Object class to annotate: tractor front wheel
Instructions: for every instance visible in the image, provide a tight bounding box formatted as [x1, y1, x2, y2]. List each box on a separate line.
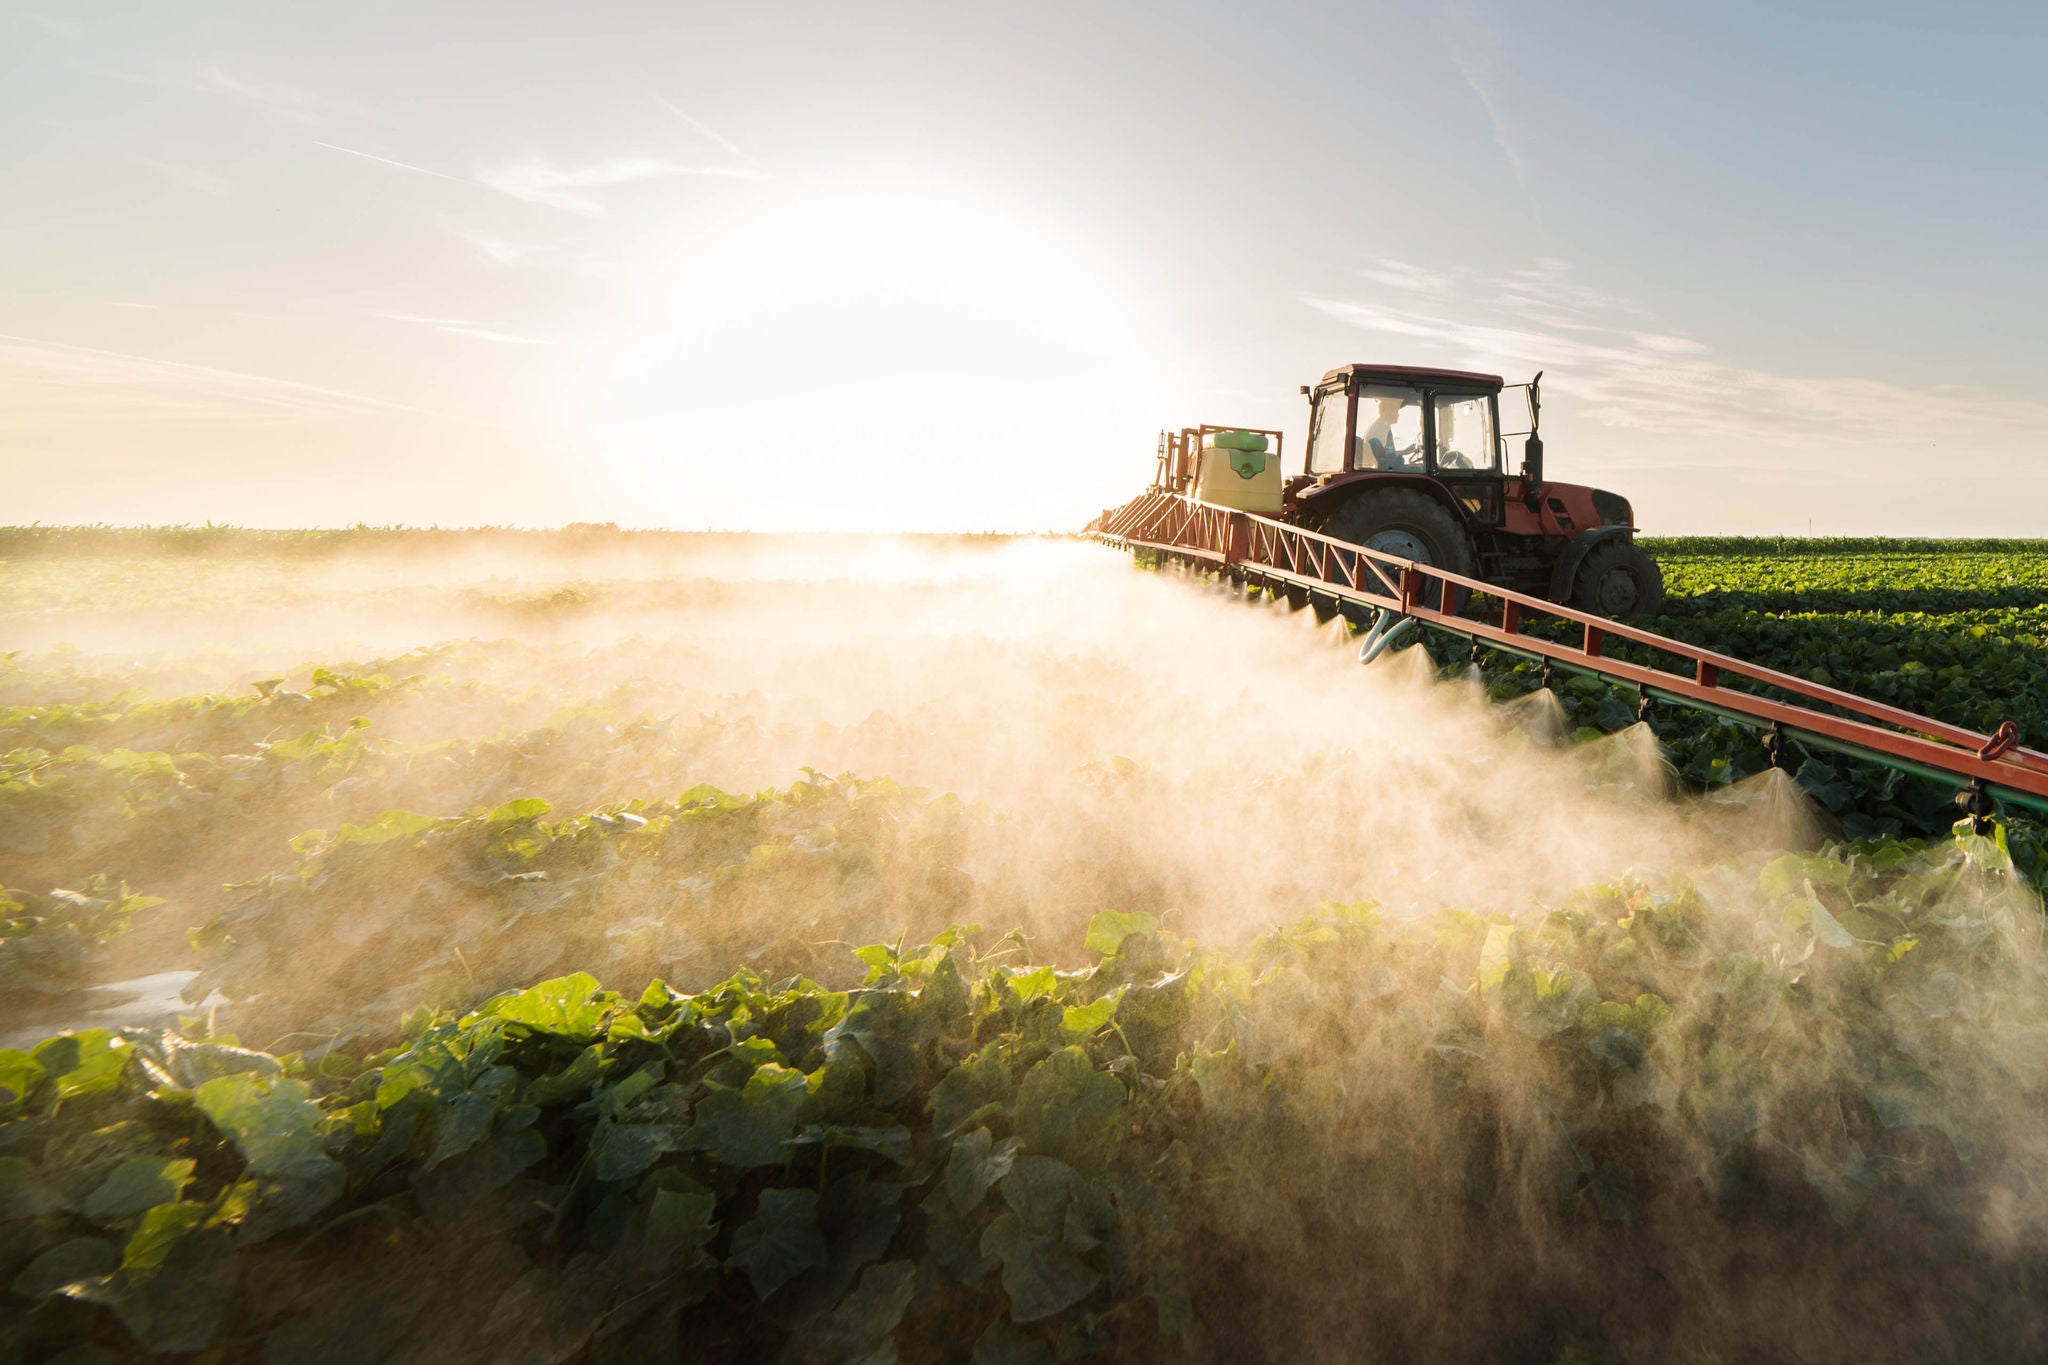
[1573, 539, 1666, 621]
[1319, 489, 1476, 616]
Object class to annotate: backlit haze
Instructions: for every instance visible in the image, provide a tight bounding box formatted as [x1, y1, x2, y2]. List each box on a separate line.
[4, 1, 2045, 534]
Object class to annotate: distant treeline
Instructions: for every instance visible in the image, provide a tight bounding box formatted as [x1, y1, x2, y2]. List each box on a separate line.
[0, 525, 1040, 558]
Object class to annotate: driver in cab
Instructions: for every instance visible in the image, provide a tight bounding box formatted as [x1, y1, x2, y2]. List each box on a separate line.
[1358, 395, 1418, 470]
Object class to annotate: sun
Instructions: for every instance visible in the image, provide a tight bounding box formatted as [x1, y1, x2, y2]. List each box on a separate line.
[575, 173, 1176, 531]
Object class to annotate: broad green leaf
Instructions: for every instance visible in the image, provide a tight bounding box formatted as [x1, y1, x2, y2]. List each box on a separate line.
[338, 809, 440, 845]
[1059, 986, 1126, 1038]
[788, 1123, 913, 1165]
[1013, 1048, 1122, 1165]
[998, 1155, 1092, 1238]
[1003, 967, 1057, 1005]
[0, 1049, 44, 1108]
[593, 1122, 686, 1182]
[687, 1063, 808, 1168]
[802, 1259, 917, 1360]
[422, 1087, 506, 1172]
[120, 1201, 208, 1273]
[523, 1042, 604, 1107]
[946, 1127, 1021, 1213]
[10, 1237, 114, 1298]
[0, 1156, 71, 1218]
[33, 1030, 129, 1104]
[980, 1211, 1100, 1323]
[84, 1156, 196, 1221]
[828, 988, 937, 1106]
[729, 1187, 828, 1300]
[922, 951, 972, 1022]
[771, 1169, 909, 1323]
[1808, 897, 1856, 950]
[411, 1128, 547, 1220]
[1084, 910, 1157, 958]
[929, 1048, 1010, 1136]
[639, 1187, 717, 1277]
[486, 796, 553, 823]
[193, 1072, 343, 1224]
[487, 973, 610, 1038]
[88, 1203, 238, 1352]
[131, 1038, 281, 1094]
[1477, 922, 1515, 993]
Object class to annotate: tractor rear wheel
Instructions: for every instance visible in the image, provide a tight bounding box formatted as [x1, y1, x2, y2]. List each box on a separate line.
[1319, 489, 1476, 616]
[1573, 539, 1666, 620]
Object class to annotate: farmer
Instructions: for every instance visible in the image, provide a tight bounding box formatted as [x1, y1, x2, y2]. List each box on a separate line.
[1360, 394, 1416, 469]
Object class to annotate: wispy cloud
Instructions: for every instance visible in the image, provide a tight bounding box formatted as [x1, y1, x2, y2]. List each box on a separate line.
[376, 312, 546, 345]
[1434, 3, 1539, 226]
[316, 140, 470, 183]
[475, 156, 764, 214]
[0, 334, 432, 426]
[200, 66, 377, 124]
[1306, 260, 2045, 448]
[651, 94, 758, 166]
[439, 220, 556, 268]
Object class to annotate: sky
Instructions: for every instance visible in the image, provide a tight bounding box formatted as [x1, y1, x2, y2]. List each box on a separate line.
[3, 0, 2045, 534]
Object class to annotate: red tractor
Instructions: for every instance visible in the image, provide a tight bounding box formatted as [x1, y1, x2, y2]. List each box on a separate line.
[1157, 364, 1665, 621]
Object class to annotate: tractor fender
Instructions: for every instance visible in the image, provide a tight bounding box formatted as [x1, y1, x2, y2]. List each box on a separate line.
[1293, 473, 1472, 530]
[1547, 526, 1636, 603]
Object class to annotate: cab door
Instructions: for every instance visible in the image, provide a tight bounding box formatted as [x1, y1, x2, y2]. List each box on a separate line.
[1425, 390, 1506, 528]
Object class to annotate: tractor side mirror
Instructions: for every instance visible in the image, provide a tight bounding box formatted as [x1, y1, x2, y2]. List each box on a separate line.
[1522, 433, 1544, 485]
[1299, 385, 1311, 396]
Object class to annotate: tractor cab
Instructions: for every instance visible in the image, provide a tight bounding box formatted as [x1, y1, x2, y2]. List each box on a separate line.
[1131, 362, 1664, 619]
[1285, 364, 1662, 616]
[1293, 365, 1527, 524]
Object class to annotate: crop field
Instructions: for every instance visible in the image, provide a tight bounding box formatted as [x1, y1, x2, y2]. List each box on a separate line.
[5, 528, 2048, 1364]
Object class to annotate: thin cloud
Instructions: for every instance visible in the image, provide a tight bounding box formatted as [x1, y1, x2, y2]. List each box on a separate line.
[1356, 260, 1458, 299]
[650, 94, 759, 166]
[316, 140, 470, 183]
[475, 156, 764, 214]
[439, 220, 554, 268]
[1434, 3, 1539, 227]
[1305, 262, 2047, 445]
[0, 334, 433, 426]
[377, 312, 546, 345]
[200, 66, 377, 124]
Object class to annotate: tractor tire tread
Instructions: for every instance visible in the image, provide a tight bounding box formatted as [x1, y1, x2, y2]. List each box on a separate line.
[1573, 539, 1666, 620]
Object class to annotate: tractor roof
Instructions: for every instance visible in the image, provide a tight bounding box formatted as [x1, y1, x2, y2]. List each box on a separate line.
[1320, 364, 1504, 391]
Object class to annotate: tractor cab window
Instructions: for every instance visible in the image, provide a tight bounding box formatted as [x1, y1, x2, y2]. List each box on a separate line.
[1306, 386, 1350, 474]
[1352, 384, 1424, 471]
[1432, 394, 1497, 473]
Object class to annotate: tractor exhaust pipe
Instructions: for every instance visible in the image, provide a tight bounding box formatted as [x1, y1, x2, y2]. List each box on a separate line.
[1519, 370, 1545, 485]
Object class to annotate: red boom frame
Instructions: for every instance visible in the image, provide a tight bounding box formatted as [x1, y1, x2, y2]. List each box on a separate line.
[1087, 490, 2048, 814]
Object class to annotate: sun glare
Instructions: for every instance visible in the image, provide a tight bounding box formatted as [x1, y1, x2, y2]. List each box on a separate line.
[577, 177, 1174, 531]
